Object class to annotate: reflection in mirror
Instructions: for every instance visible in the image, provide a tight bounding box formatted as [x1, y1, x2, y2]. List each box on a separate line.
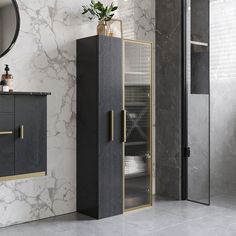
[0, 0, 19, 58]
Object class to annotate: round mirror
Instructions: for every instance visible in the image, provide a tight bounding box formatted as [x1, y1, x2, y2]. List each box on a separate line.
[0, 0, 20, 58]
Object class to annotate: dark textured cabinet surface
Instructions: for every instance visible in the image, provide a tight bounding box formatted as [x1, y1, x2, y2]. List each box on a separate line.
[0, 95, 14, 113]
[15, 96, 47, 175]
[0, 113, 14, 177]
[77, 36, 123, 219]
[0, 94, 48, 178]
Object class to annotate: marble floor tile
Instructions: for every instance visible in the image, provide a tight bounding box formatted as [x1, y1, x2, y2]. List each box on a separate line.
[211, 192, 236, 210]
[1, 197, 236, 236]
[157, 220, 229, 236]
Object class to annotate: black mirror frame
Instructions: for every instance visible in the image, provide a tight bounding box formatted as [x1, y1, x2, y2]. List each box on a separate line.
[0, 0, 20, 59]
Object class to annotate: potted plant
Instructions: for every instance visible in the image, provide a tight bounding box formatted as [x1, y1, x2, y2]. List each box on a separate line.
[82, 0, 118, 36]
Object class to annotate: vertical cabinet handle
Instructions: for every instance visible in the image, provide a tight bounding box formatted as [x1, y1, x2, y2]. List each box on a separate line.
[122, 110, 127, 143]
[109, 110, 114, 142]
[19, 125, 24, 140]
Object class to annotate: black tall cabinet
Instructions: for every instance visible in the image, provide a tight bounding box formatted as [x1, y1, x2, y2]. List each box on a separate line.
[77, 36, 123, 219]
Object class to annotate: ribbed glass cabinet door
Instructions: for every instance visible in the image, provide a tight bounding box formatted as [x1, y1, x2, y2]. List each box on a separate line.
[123, 40, 152, 210]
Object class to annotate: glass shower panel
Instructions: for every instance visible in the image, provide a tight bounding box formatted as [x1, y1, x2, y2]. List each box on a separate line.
[191, 45, 209, 95]
[124, 40, 152, 210]
[187, 0, 210, 205]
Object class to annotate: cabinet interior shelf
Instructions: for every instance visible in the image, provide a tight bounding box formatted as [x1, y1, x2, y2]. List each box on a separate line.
[126, 102, 148, 106]
[125, 82, 151, 86]
[125, 172, 149, 179]
[125, 72, 149, 76]
[125, 84, 151, 88]
[125, 141, 147, 146]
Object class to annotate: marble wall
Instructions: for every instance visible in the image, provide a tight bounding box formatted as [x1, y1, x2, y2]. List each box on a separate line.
[210, 0, 236, 196]
[0, 0, 155, 227]
[155, 0, 182, 199]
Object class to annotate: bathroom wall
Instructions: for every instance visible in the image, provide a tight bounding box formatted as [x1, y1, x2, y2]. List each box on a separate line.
[0, 0, 155, 227]
[210, 0, 236, 196]
[155, 0, 182, 199]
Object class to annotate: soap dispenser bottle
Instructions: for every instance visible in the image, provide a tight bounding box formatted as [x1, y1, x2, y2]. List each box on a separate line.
[1, 65, 13, 92]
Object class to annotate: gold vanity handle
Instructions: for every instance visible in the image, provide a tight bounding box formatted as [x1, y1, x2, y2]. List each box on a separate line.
[19, 125, 24, 140]
[0, 131, 13, 135]
[122, 110, 127, 143]
[109, 110, 114, 142]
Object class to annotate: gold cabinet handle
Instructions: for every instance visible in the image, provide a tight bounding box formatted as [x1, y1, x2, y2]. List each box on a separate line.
[19, 125, 24, 140]
[0, 131, 13, 135]
[122, 110, 127, 143]
[109, 110, 114, 142]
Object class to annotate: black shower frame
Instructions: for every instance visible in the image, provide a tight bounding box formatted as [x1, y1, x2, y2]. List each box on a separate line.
[181, 0, 188, 201]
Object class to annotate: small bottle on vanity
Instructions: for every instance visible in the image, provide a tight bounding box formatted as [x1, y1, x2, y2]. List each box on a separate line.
[1, 65, 13, 92]
[0, 80, 9, 92]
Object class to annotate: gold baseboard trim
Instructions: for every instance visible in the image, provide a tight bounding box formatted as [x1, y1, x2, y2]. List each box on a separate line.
[124, 204, 152, 213]
[0, 172, 46, 181]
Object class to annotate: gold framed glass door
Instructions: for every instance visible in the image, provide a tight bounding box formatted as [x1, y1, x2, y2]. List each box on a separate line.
[123, 39, 152, 211]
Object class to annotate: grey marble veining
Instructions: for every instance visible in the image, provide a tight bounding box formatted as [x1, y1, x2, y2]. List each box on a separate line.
[155, 0, 182, 199]
[0, 0, 155, 228]
[111, 0, 155, 41]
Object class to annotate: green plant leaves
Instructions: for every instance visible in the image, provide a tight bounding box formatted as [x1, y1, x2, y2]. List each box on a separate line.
[82, 0, 118, 21]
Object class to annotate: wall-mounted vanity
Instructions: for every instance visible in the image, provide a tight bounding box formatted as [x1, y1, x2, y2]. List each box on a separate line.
[0, 92, 50, 181]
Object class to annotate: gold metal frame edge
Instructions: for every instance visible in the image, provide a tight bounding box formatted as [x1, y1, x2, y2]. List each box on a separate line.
[124, 38, 153, 46]
[122, 38, 125, 212]
[124, 203, 152, 213]
[0, 172, 46, 181]
[122, 38, 153, 213]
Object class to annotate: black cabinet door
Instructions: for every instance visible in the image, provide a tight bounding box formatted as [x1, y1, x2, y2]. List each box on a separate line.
[15, 95, 47, 175]
[0, 113, 15, 177]
[98, 36, 123, 218]
[0, 96, 14, 177]
[77, 36, 123, 219]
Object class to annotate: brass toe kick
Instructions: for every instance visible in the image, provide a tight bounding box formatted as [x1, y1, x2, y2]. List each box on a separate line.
[0, 172, 46, 181]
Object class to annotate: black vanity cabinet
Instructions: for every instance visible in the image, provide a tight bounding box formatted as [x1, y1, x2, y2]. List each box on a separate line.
[0, 96, 14, 177]
[14, 95, 47, 175]
[0, 93, 50, 180]
[77, 36, 123, 219]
